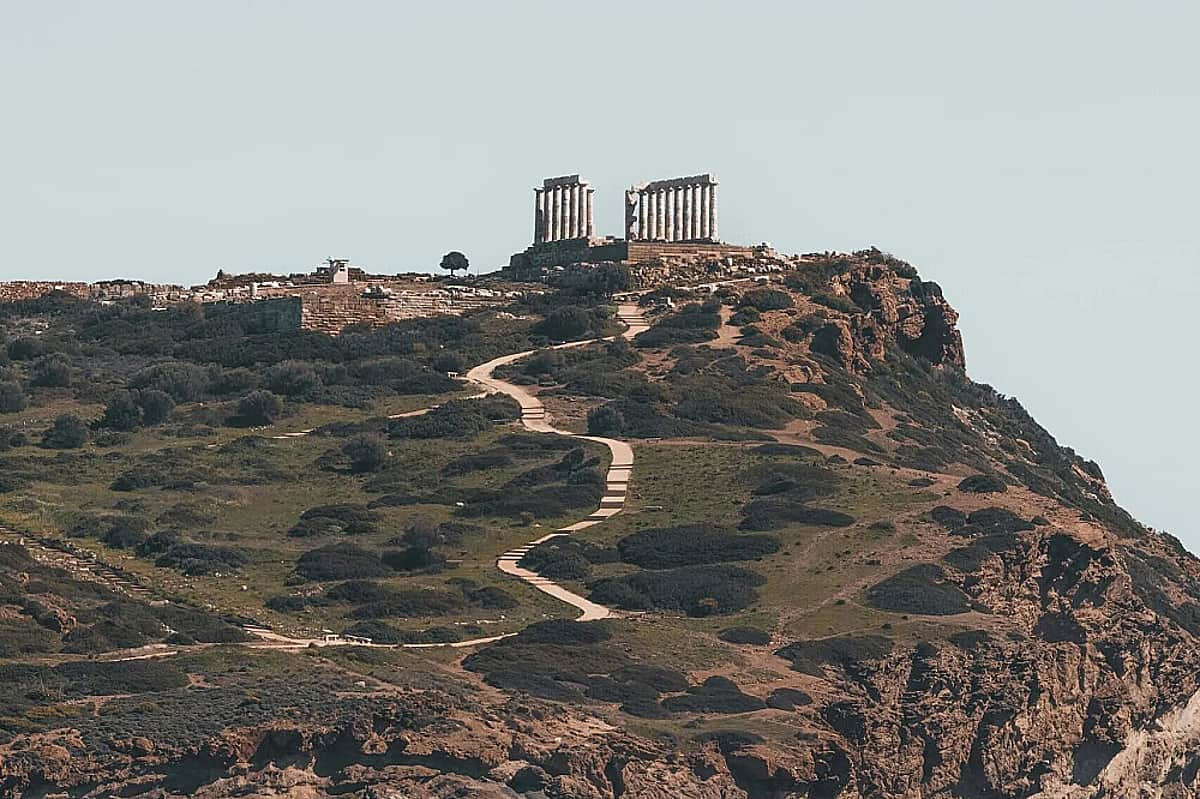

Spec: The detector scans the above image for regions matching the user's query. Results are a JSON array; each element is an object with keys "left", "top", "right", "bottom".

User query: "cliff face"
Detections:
[{"left": 817, "top": 259, "right": 966, "bottom": 373}]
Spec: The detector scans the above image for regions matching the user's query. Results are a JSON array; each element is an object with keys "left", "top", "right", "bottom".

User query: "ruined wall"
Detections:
[
  {"left": 0, "top": 282, "right": 89, "bottom": 302},
  {"left": 297, "top": 290, "right": 498, "bottom": 335}
]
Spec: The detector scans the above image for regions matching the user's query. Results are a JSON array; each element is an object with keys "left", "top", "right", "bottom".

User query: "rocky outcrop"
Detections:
[{"left": 830, "top": 260, "right": 967, "bottom": 371}]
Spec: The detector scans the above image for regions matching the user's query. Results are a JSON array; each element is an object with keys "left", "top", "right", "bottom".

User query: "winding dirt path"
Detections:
[
  {"left": 469, "top": 303, "right": 648, "bottom": 623},
  {"left": 241, "top": 302, "right": 650, "bottom": 650}
]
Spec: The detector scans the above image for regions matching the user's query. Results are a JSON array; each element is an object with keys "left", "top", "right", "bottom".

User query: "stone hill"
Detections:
[{"left": 0, "top": 249, "right": 1197, "bottom": 798}]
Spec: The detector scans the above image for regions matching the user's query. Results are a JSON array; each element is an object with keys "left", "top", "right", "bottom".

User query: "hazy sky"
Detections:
[{"left": 2, "top": 2, "right": 1197, "bottom": 548}]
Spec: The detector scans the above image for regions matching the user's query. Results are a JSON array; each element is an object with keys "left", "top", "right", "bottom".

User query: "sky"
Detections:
[{"left": 1, "top": 2, "right": 1197, "bottom": 548}]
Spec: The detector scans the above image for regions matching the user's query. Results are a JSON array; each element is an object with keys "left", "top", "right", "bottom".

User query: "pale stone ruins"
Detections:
[
  {"left": 533, "top": 175, "right": 595, "bottom": 243},
  {"left": 624, "top": 174, "right": 718, "bottom": 243},
  {"left": 510, "top": 171, "right": 756, "bottom": 273}
]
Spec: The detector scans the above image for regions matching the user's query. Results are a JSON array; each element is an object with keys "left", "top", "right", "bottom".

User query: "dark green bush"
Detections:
[
  {"left": 660, "top": 676, "right": 765, "bottom": 714},
  {"left": 718, "top": 626, "right": 771, "bottom": 645},
  {"left": 957, "top": 474, "right": 1008, "bottom": 493},
  {"left": 865, "top": 564, "right": 970, "bottom": 615},
  {"left": 774, "top": 634, "right": 894, "bottom": 676},
  {"left": 589, "top": 565, "right": 766, "bottom": 616},
  {"left": 739, "top": 498, "right": 855, "bottom": 531},
  {"left": 236, "top": 390, "right": 283, "bottom": 425},
  {"left": 616, "top": 524, "right": 780, "bottom": 570},
  {"left": 294, "top": 543, "right": 390, "bottom": 581},
  {"left": 766, "top": 687, "right": 813, "bottom": 710},
  {"left": 154, "top": 543, "right": 248, "bottom": 576},
  {"left": 0, "top": 381, "right": 26, "bottom": 413},
  {"left": 738, "top": 288, "right": 794, "bottom": 311},
  {"left": 42, "top": 415, "right": 89, "bottom": 449}
]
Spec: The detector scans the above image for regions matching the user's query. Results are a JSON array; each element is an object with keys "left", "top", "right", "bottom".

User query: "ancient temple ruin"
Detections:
[
  {"left": 534, "top": 175, "right": 595, "bottom": 243},
  {"left": 625, "top": 174, "right": 718, "bottom": 243},
  {"left": 511, "top": 171, "right": 758, "bottom": 273}
]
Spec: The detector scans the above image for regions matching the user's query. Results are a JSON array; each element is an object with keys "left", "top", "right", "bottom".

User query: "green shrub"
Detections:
[
  {"left": 589, "top": 565, "right": 766, "bottom": 616},
  {"left": 295, "top": 543, "right": 390, "bottom": 581},
  {"left": 766, "top": 687, "right": 812, "bottom": 710},
  {"left": 236, "top": 390, "right": 283, "bottom": 425},
  {"left": 586, "top": 405, "right": 626, "bottom": 436},
  {"left": 154, "top": 543, "right": 248, "bottom": 576},
  {"left": 616, "top": 524, "right": 780, "bottom": 570},
  {"left": 957, "top": 474, "right": 1008, "bottom": 494},
  {"left": 865, "top": 564, "right": 970, "bottom": 615},
  {"left": 660, "top": 676, "right": 765, "bottom": 714},
  {"left": 739, "top": 288, "right": 794, "bottom": 311},
  {"left": 42, "top": 415, "right": 89, "bottom": 449},
  {"left": 739, "top": 498, "right": 855, "bottom": 531},
  {"left": 0, "top": 381, "right": 26, "bottom": 414},
  {"left": 718, "top": 626, "right": 771, "bottom": 645},
  {"left": 774, "top": 634, "right": 894, "bottom": 676}
]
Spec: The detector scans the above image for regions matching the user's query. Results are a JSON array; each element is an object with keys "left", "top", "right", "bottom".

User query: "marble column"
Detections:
[
  {"left": 576, "top": 183, "right": 585, "bottom": 236},
  {"left": 664, "top": 189, "right": 675, "bottom": 241},
  {"left": 693, "top": 185, "right": 702, "bottom": 239},
  {"left": 638, "top": 193, "right": 648, "bottom": 240},
  {"left": 676, "top": 187, "right": 686, "bottom": 239},
  {"left": 699, "top": 185, "right": 710, "bottom": 239},
  {"left": 662, "top": 189, "right": 672, "bottom": 239},
  {"left": 552, "top": 187, "right": 562, "bottom": 240},
  {"left": 691, "top": 185, "right": 700, "bottom": 239},
  {"left": 705, "top": 183, "right": 715, "bottom": 239},
  {"left": 585, "top": 188, "right": 594, "bottom": 238},
  {"left": 649, "top": 191, "right": 659, "bottom": 240},
  {"left": 533, "top": 189, "right": 543, "bottom": 243}
]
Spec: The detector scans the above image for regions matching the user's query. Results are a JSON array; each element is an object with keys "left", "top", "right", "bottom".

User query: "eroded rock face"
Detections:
[{"left": 831, "top": 262, "right": 967, "bottom": 371}]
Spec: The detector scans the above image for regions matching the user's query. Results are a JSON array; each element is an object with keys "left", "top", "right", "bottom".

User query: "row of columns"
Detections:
[
  {"left": 533, "top": 180, "right": 594, "bottom": 244},
  {"left": 633, "top": 181, "right": 718, "bottom": 242}
]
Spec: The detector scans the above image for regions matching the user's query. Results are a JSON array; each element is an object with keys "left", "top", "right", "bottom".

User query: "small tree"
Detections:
[
  {"left": 587, "top": 405, "right": 625, "bottom": 436},
  {"left": 589, "top": 263, "right": 632, "bottom": 299},
  {"left": 0, "top": 381, "right": 25, "bottom": 414},
  {"left": 7, "top": 337, "right": 45, "bottom": 361},
  {"left": 342, "top": 433, "right": 389, "bottom": 473},
  {"left": 265, "top": 360, "right": 322, "bottom": 398},
  {"left": 403, "top": 517, "right": 442, "bottom": 551},
  {"left": 31, "top": 354, "right": 72, "bottom": 388},
  {"left": 431, "top": 352, "right": 465, "bottom": 374},
  {"left": 237, "top": 390, "right": 283, "bottom": 426},
  {"left": 536, "top": 306, "right": 591, "bottom": 341},
  {"left": 439, "top": 251, "right": 469, "bottom": 277},
  {"left": 43, "top": 414, "right": 88, "bottom": 449},
  {"left": 139, "top": 389, "right": 175, "bottom": 425},
  {"left": 100, "top": 390, "right": 143, "bottom": 431}
]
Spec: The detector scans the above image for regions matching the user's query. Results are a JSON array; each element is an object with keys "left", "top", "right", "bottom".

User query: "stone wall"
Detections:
[
  {"left": 293, "top": 287, "right": 499, "bottom": 335},
  {"left": 0, "top": 282, "right": 89, "bottom": 302}
]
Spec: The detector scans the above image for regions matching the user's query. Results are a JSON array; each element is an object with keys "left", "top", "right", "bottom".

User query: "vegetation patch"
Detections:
[
  {"left": 518, "top": 537, "right": 617, "bottom": 580},
  {"left": 866, "top": 564, "right": 971, "bottom": 615},
  {"left": 288, "top": 504, "right": 379, "bottom": 537},
  {"left": 739, "top": 497, "right": 855, "bottom": 531},
  {"left": 775, "top": 635, "right": 895, "bottom": 676},
  {"left": 957, "top": 474, "right": 1008, "bottom": 494},
  {"left": 634, "top": 302, "right": 721, "bottom": 348},
  {"left": 766, "top": 687, "right": 813, "bottom": 710},
  {"left": 294, "top": 543, "right": 391, "bottom": 581},
  {"left": 616, "top": 524, "right": 780, "bottom": 570},
  {"left": 154, "top": 543, "right": 247, "bottom": 576},
  {"left": 660, "top": 676, "right": 765, "bottom": 714},
  {"left": 589, "top": 565, "right": 766, "bottom": 616},
  {"left": 717, "top": 626, "right": 771, "bottom": 645}
]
